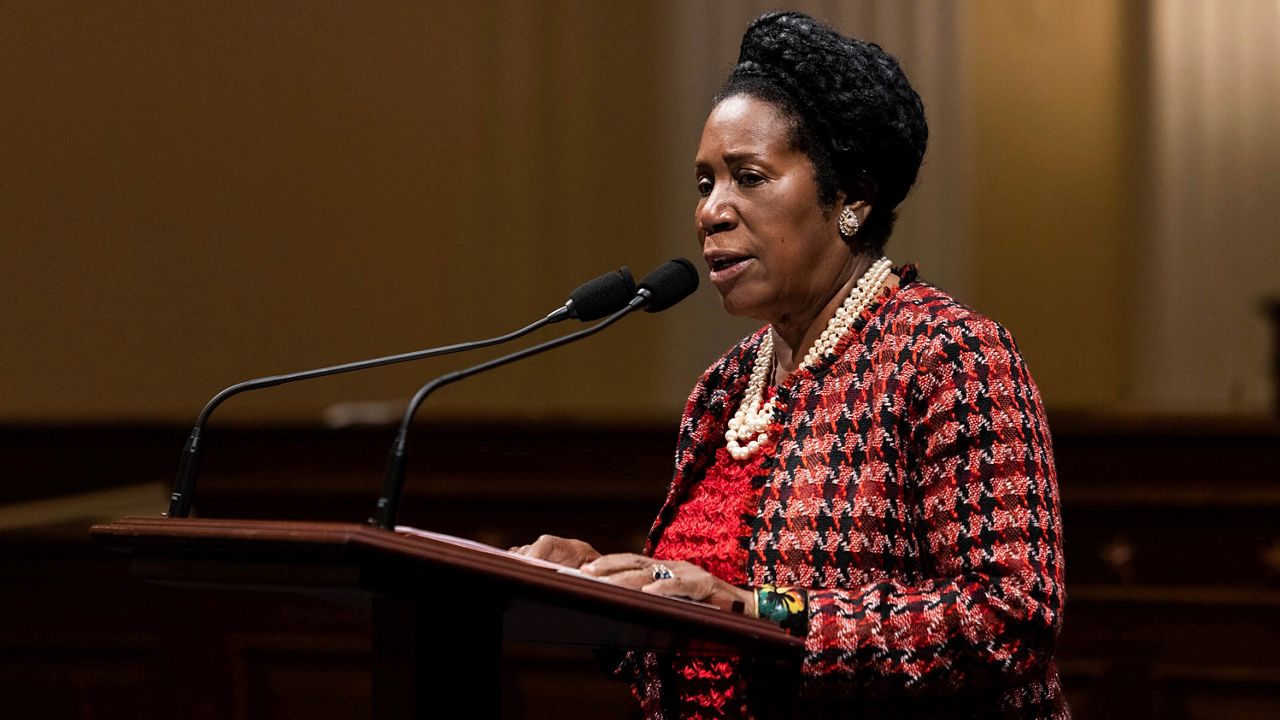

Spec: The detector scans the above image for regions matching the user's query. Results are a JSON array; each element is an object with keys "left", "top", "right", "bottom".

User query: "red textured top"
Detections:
[
  {"left": 652, "top": 403, "right": 775, "bottom": 584},
  {"left": 651, "top": 432, "right": 772, "bottom": 719}
]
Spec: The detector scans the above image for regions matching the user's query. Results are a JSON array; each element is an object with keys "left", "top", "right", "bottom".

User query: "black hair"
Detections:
[{"left": 716, "top": 11, "right": 928, "bottom": 253}]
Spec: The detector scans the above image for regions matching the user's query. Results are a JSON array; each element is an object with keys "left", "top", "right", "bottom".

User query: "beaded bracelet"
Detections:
[{"left": 755, "top": 583, "right": 809, "bottom": 637}]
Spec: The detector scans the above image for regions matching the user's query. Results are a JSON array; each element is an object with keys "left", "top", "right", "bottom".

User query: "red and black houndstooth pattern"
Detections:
[{"left": 638, "top": 268, "right": 1068, "bottom": 718}]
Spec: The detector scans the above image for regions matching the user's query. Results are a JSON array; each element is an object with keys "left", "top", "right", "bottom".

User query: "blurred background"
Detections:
[{"left": 1, "top": 0, "right": 1277, "bottom": 717}]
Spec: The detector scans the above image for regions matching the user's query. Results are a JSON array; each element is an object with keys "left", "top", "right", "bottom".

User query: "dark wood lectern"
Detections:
[{"left": 91, "top": 516, "right": 801, "bottom": 718}]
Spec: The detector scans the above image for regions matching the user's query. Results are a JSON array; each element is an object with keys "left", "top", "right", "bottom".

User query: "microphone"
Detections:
[
  {"left": 372, "top": 258, "right": 699, "bottom": 530},
  {"left": 633, "top": 258, "right": 699, "bottom": 312},
  {"left": 166, "top": 266, "right": 637, "bottom": 519},
  {"left": 547, "top": 267, "right": 636, "bottom": 322}
]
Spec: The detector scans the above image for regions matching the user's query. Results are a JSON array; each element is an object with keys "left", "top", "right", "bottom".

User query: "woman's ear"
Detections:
[
  {"left": 835, "top": 177, "right": 876, "bottom": 242},
  {"left": 842, "top": 198, "right": 871, "bottom": 225},
  {"left": 848, "top": 175, "right": 877, "bottom": 208},
  {"left": 838, "top": 176, "right": 877, "bottom": 223}
]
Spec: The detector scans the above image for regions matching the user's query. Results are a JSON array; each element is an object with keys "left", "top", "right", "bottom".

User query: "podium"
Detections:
[{"left": 91, "top": 516, "right": 802, "bottom": 718}]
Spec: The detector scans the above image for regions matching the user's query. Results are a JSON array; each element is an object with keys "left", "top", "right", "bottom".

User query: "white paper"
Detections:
[{"left": 394, "top": 525, "right": 567, "bottom": 571}]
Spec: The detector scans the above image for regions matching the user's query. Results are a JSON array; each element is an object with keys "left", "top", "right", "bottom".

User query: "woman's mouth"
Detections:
[{"left": 706, "top": 254, "right": 754, "bottom": 284}]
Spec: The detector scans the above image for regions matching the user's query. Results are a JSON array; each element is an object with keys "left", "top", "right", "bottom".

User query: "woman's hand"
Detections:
[
  {"left": 582, "top": 553, "right": 753, "bottom": 613},
  {"left": 509, "top": 534, "right": 601, "bottom": 569}
]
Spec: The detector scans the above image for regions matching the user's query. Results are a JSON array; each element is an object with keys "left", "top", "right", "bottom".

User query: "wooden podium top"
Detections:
[{"left": 92, "top": 516, "right": 803, "bottom": 655}]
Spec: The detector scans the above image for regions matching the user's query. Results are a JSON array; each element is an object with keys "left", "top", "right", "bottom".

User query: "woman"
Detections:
[{"left": 516, "top": 11, "right": 1066, "bottom": 718}]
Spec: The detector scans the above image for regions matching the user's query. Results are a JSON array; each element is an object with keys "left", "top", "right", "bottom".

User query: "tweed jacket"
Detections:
[{"left": 641, "top": 270, "right": 1067, "bottom": 717}]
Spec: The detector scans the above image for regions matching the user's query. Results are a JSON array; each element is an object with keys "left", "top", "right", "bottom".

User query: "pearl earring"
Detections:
[{"left": 838, "top": 207, "right": 860, "bottom": 237}]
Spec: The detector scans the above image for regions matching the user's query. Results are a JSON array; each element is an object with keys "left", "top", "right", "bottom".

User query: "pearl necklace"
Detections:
[{"left": 724, "top": 257, "right": 893, "bottom": 461}]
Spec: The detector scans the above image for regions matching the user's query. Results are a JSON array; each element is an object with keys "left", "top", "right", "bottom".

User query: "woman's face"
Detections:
[{"left": 695, "top": 95, "right": 858, "bottom": 326}]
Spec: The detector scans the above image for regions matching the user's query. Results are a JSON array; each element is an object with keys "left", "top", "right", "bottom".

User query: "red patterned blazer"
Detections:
[{"left": 641, "top": 269, "right": 1068, "bottom": 717}]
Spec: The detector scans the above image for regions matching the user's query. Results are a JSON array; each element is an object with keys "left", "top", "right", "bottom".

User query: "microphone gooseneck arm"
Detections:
[
  {"left": 167, "top": 314, "right": 553, "bottom": 519},
  {"left": 372, "top": 291, "right": 652, "bottom": 530}
]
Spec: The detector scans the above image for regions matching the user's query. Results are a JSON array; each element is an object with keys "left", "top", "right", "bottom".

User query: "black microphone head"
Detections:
[
  {"left": 636, "top": 258, "right": 699, "bottom": 312},
  {"left": 567, "top": 267, "right": 636, "bottom": 320}
]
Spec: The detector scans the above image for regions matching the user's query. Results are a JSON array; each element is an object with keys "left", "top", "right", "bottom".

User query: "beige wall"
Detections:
[
  {"left": 2, "top": 2, "right": 1274, "bottom": 425},
  {"left": 964, "top": 1, "right": 1140, "bottom": 410},
  {"left": 2, "top": 2, "right": 673, "bottom": 423},
  {"left": 1134, "top": 0, "right": 1280, "bottom": 414}
]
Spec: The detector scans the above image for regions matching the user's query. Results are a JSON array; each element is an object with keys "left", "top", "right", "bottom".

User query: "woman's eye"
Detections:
[
  {"left": 738, "top": 172, "right": 765, "bottom": 187},
  {"left": 696, "top": 177, "right": 713, "bottom": 196}
]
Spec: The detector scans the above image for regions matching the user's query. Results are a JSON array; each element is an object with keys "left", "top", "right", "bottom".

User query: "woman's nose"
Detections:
[{"left": 697, "top": 188, "right": 738, "bottom": 235}]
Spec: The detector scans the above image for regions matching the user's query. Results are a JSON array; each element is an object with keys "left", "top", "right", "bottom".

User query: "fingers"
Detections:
[
  {"left": 642, "top": 572, "right": 719, "bottom": 602},
  {"left": 582, "top": 555, "right": 705, "bottom": 596},
  {"left": 509, "top": 535, "right": 600, "bottom": 569},
  {"left": 579, "top": 556, "right": 729, "bottom": 605},
  {"left": 642, "top": 577, "right": 695, "bottom": 599},
  {"left": 581, "top": 553, "right": 651, "bottom": 576},
  {"left": 608, "top": 568, "right": 663, "bottom": 590},
  {"left": 528, "top": 535, "right": 563, "bottom": 561},
  {"left": 582, "top": 554, "right": 658, "bottom": 591}
]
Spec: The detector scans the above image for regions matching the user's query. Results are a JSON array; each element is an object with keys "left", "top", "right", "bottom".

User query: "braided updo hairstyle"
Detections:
[{"left": 719, "top": 11, "right": 928, "bottom": 253}]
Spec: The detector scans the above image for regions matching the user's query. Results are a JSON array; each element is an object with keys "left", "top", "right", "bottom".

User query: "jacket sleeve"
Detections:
[{"left": 800, "top": 317, "right": 1065, "bottom": 695}]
